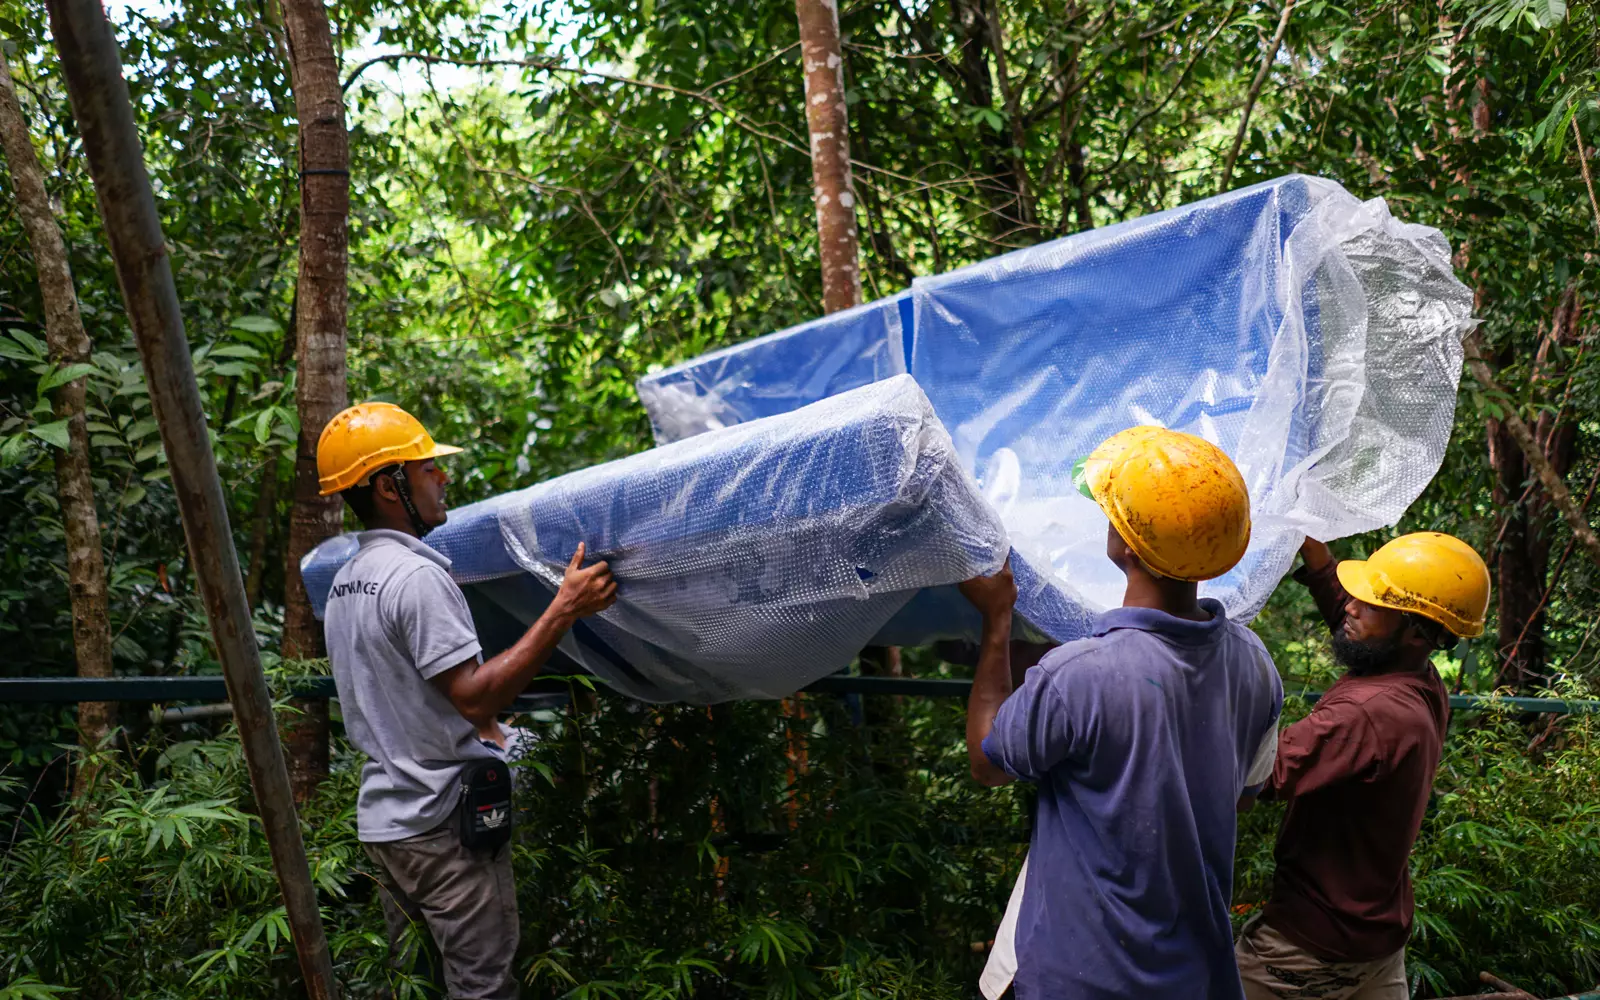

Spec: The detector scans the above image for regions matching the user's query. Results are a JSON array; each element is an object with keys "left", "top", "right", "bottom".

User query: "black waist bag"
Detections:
[{"left": 458, "top": 758, "right": 513, "bottom": 852}]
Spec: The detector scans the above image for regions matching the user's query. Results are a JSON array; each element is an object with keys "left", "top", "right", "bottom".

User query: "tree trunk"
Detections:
[
  {"left": 43, "top": 0, "right": 338, "bottom": 990},
  {"left": 244, "top": 449, "right": 280, "bottom": 609},
  {"left": 794, "top": 0, "right": 862, "bottom": 313},
  {"left": 948, "top": 0, "right": 1030, "bottom": 235},
  {"left": 1486, "top": 411, "right": 1545, "bottom": 685},
  {"left": 0, "top": 46, "right": 116, "bottom": 799},
  {"left": 1489, "top": 289, "right": 1582, "bottom": 688},
  {"left": 279, "top": 0, "right": 349, "bottom": 802}
]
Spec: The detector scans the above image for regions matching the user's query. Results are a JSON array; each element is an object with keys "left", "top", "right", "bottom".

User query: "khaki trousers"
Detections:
[
  {"left": 1235, "top": 916, "right": 1406, "bottom": 1000},
  {"left": 365, "top": 822, "right": 519, "bottom": 1000}
]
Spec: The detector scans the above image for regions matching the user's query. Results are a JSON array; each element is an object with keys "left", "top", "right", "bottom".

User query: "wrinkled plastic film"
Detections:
[
  {"left": 641, "top": 174, "right": 1471, "bottom": 638},
  {"left": 496, "top": 376, "right": 1009, "bottom": 701},
  {"left": 636, "top": 292, "right": 908, "bottom": 444},
  {"left": 304, "top": 174, "right": 1471, "bottom": 703}
]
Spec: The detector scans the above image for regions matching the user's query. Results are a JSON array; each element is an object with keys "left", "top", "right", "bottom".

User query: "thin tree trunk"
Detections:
[
  {"left": 42, "top": 0, "right": 338, "bottom": 991},
  {"left": 1486, "top": 412, "right": 1544, "bottom": 685},
  {"left": 1465, "top": 334, "right": 1600, "bottom": 570},
  {"left": 279, "top": 0, "right": 349, "bottom": 802},
  {"left": 795, "top": 0, "right": 862, "bottom": 313},
  {"left": 1495, "top": 289, "right": 1583, "bottom": 687},
  {"left": 1219, "top": 0, "right": 1295, "bottom": 192},
  {"left": 1055, "top": 23, "right": 1092, "bottom": 234},
  {"left": 0, "top": 46, "right": 115, "bottom": 798},
  {"left": 244, "top": 449, "right": 280, "bottom": 609},
  {"left": 982, "top": 0, "right": 1038, "bottom": 231}
]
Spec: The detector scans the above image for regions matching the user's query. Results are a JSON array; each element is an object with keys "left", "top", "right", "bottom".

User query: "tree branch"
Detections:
[
  {"left": 1575, "top": 113, "right": 1600, "bottom": 238},
  {"left": 1219, "top": 0, "right": 1294, "bottom": 193},
  {"left": 1108, "top": 3, "right": 1238, "bottom": 177},
  {"left": 886, "top": 0, "right": 969, "bottom": 93},
  {"left": 1465, "top": 333, "right": 1600, "bottom": 569}
]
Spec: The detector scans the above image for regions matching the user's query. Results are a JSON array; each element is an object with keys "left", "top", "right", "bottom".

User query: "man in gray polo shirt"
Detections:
[{"left": 317, "top": 401, "right": 616, "bottom": 999}]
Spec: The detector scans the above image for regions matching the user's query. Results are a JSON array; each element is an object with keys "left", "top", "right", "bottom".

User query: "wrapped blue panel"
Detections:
[
  {"left": 307, "top": 174, "right": 1470, "bottom": 700},
  {"left": 496, "top": 376, "right": 1007, "bottom": 701},
  {"left": 306, "top": 377, "right": 1007, "bottom": 703},
  {"left": 636, "top": 292, "right": 907, "bottom": 443},
  {"left": 639, "top": 175, "right": 1472, "bottom": 645}
]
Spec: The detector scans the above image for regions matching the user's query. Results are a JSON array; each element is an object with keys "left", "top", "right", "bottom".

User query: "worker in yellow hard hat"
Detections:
[
  {"left": 960, "top": 427, "right": 1284, "bottom": 1000},
  {"left": 316, "top": 401, "right": 615, "bottom": 1000},
  {"left": 1235, "top": 532, "right": 1489, "bottom": 1000}
]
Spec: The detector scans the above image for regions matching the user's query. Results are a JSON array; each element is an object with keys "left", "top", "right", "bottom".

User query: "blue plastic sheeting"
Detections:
[
  {"left": 638, "top": 174, "right": 1471, "bottom": 645},
  {"left": 307, "top": 174, "right": 1471, "bottom": 702},
  {"left": 636, "top": 292, "right": 910, "bottom": 443},
  {"left": 307, "top": 377, "right": 1007, "bottom": 702}
]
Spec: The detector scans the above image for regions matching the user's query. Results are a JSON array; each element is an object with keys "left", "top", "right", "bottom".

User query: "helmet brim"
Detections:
[
  {"left": 1335, "top": 558, "right": 1484, "bottom": 639},
  {"left": 318, "top": 442, "right": 465, "bottom": 495}
]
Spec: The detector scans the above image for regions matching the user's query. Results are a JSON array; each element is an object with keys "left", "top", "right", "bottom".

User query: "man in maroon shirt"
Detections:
[{"left": 1236, "top": 532, "right": 1490, "bottom": 1000}]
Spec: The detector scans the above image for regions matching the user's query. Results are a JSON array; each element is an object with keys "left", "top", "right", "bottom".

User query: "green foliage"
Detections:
[
  {"left": 3, "top": 0, "right": 1600, "bottom": 996},
  {"left": 2, "top": 681, "right": 1598, "bottom": 996}
]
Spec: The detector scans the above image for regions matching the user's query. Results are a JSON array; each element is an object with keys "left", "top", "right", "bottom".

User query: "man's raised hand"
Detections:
[
  {"left": 959, "top": 558, "right": 1017, "bottom": 619},
  {"left": 554, "top": 542, "right": 618, "bottom": 620}
]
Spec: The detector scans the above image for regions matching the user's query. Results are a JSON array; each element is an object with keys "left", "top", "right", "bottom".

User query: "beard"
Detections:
[{"left": 1330, "top": 627, "right": 1403, "bottom": 676}]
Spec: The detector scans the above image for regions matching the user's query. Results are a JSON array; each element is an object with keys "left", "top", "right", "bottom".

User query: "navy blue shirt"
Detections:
[{"left": 983, "top": 600, "right": 1282, "bottom": 1000}]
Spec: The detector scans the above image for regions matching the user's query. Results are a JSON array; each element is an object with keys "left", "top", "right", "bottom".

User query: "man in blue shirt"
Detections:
[{"left": 963, "top": 427, "right": 1284, "bottom": 1000}]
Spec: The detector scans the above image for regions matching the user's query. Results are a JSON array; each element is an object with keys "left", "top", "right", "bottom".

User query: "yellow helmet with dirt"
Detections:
[
  {"left": 1075, "top": 426, "right": 1252, "bottom": 582},
  {"left": 316, "top": 402, "right": 462, "bottom": 496},
  {"left": 1334, "top": 532, "right": 1489, "bottom": 638}
]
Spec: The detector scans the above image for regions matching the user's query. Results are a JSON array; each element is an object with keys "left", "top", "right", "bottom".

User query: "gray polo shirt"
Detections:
[{"left": 324, "top": 529, "right": 499, "bottom": 843}]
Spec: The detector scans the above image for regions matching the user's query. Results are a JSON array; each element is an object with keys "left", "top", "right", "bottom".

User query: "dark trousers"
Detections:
[{"left": 364, "top": 821, "right": 519, "bottom": 1000}]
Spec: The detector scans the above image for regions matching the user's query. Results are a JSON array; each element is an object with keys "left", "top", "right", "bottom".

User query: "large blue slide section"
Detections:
[{"left": 305, "top": 175, "right": 1472, "bottom": 703}]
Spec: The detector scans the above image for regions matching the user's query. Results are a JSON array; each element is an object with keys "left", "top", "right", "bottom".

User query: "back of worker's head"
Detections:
[
  {"left": 1076, "top": 426, "right": 1252, "bottom": 583},
  {"left": 316, "top": 402, "right": 462, "bottom": 532}
]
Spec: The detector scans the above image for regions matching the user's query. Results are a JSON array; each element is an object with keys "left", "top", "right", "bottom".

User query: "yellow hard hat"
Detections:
[
  {"left": 316, "top": 402, "right": 462, "bottom": 496},
  {"left": 1075, "top": 426, "right": 1252, "bottom": 582},
  {"left": 1334, "top": 532, "right": 1489, "bottom": 638}
]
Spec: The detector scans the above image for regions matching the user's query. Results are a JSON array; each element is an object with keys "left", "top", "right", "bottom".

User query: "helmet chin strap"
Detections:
[{"left": 381, "top": 464, "right": 433, "bottom": 538}]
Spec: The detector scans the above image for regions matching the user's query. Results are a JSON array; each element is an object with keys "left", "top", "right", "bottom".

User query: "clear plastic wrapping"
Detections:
[
  {"left": 306, "top": 174, "right": 1472, "bottom": 702},
  {"left": 639, "top": 175, "right": 1472, "bottom": 640}
]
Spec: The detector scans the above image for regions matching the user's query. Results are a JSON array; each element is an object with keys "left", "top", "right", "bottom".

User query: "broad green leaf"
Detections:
[
  {"left": 126, "top": 417, "right": 159, "bottom": 442},
  {"left": 27, "top": 420, "right": 71, "bottom": 450},
  {"left": 229, "top": 315, "right": 281, "bottom": 334},
  {"left": 8, "top": 330, "right": 45, "bottom": 358},
  {"left": 209, "top": 344, "right": 262, "bottom": 359},
  {"left": 254, "top": 407, "right": 276, "bottom": 444},
  {"left": 37, "top": 363, "right": 99, "bottom": 393}
]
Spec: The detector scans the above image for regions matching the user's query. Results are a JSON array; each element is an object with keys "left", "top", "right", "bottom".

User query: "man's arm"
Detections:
[
  {"left": 959, "top": 560, "right": 1018, "bottom": 788},
  {"left": 1263, "top": 703, "right": 1378, "bottom": 801},
  {"left": 431, "top": 543, "right": 616, "bottom": 727},
  {"left": 1295, "top": 537, "right": 1350, "bottom": 635}
]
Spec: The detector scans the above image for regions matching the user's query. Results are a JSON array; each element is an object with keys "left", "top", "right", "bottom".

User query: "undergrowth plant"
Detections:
[{"left": 2, "top": 667, "right": 1597, "bottom": 998}]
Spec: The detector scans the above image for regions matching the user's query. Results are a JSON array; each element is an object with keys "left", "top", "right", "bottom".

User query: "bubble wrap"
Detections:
[
  {"left": 305, "top": 174, "right": 1472, "bottom": 703},
  {"left": 638, "top": 174, "right": 1473, "bottom": 639},
  {"left": 306, "top": 376, "right": 1009, "bottom": 702}
]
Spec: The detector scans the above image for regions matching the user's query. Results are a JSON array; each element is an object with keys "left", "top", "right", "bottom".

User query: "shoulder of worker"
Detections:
[
  {"left": 1328, "top": 665, "right": 1446, "bottom": 722},
  {"left": 1026, "top": 629, "right": 1161, "bottom": 690},
  {"left": 328, "top": 530, "right": 463, "bottom": 611}
]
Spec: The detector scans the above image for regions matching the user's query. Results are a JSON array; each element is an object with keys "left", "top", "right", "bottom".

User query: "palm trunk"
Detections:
[
  {"left": 794, "top": 0, "right": 862, "bottom": 313},
  {"left": 0, "top": 46, "right": 115, "bottom": 799},
  {"left": 279, "top": 0, "right": 349, "bottom": 802}
]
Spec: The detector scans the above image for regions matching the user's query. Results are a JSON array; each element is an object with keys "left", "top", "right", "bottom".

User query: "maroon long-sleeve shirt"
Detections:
[{"left": 1259, "top": 560, "right": 1450, "bottom": 962}]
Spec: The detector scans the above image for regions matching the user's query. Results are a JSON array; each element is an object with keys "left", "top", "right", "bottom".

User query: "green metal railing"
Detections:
[{"left": 3, "top": 674, "right": 1598, "bottom": 715}]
